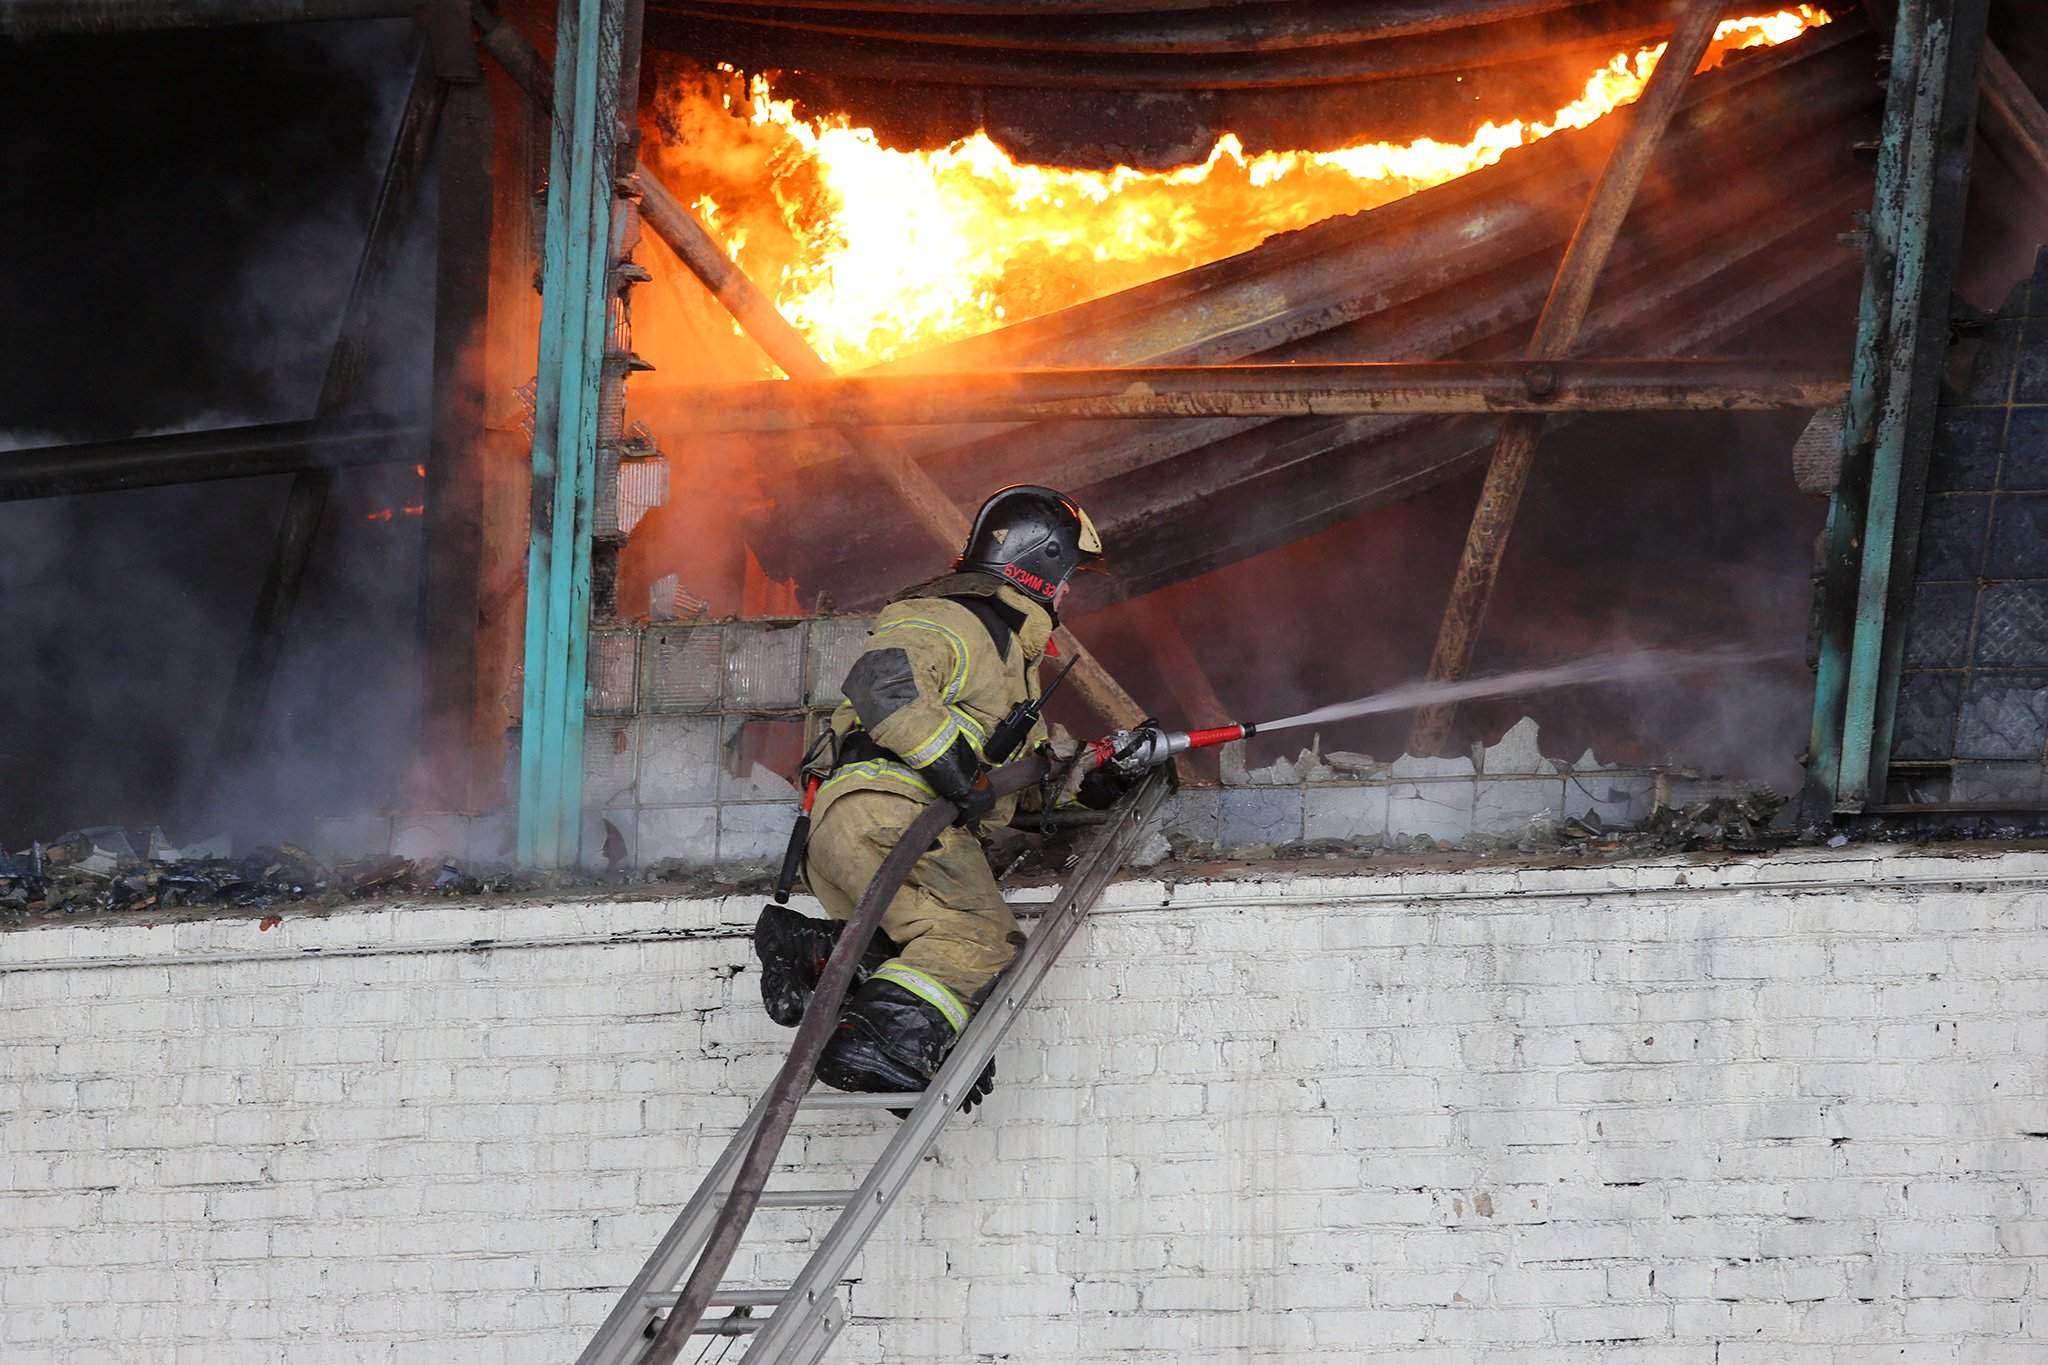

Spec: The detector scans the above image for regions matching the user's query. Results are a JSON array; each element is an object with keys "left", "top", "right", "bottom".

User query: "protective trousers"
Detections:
[{"left": 805, "top": 789, "right": 1020, "bottom": 1010}]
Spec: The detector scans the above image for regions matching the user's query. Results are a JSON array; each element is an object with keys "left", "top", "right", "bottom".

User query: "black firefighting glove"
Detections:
[
  {"left": 919, "top": 734, "right": 996, "bottom": 827},
  {"left": 1049, "top": 733, "right": 1139, "bottom": 810},
  {"left": 1074, "top": 762, "right": 1137, "bottom": 810},
  {"left": 960, "top": 1057, "right": 997, "bottom": 1115}
]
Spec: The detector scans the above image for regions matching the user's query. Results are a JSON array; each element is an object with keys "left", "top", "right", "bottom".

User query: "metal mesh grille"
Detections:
[{"left": 1791, "top": 406, "right": 1843, "bottom": 495}]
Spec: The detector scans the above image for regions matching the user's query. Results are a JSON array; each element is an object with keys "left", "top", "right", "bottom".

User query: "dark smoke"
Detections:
[{"left": 0, "top": 20, "right": 432, "bottom": 846}]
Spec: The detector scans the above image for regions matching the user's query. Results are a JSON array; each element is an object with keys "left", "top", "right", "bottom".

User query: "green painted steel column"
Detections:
[
  {"left": 1802, "top": 0, "right": 1988, "bottom": 816},
  {"left": 518, "top": 0, "right": 625, "bottom": 866},
  {"left": 1836, "top": 10, "right": 1952, "bottom": 808},
  {"left": 1800, "top": 0, "right": 1923, "bottom": 820},
  {"left": 1861, "top": 0, "right": 1991, "bottom": 804}
]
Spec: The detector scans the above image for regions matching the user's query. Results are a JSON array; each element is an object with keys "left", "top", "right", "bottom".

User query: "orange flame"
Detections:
[{"left": 655, "top": 8, "right": 1828, "bottom": 372}]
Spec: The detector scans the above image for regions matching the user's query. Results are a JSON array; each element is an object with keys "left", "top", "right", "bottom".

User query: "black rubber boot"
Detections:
[
  {"left": 752, "top": 904, "right": 896, "bottom": 1028},
  {"left": 816, "top": 979, "right": 956, "bottom": 1095}
]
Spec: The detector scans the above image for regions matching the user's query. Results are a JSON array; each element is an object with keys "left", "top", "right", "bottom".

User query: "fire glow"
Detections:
[{"left": 659, "top": 7, "right": 1828, "bottom": 372}]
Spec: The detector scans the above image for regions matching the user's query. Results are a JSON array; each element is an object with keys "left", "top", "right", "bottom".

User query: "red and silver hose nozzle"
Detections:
[{"left": 1095, "top": 719, "right": 1257, "bottom": 774}]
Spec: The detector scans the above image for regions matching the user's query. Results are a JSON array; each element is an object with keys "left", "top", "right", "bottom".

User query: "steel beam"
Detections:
[
  {"left": 0, "top": 416, "right": 421, "bottom": 501},
  {"left": 0, "top": 0, "right": 412, "bottom": 36},
  {"left": 516, "top": 0, "right": 637, "bottom": 867},
  {"left": 663, "top": 360, "right": 1846, "bottom": 430},
  {"left": 734, "top": 26, "right": 1871, "bottom": 613},
  {"left": 1406, "top": 0, "right": 1724, "bottom": 757}
]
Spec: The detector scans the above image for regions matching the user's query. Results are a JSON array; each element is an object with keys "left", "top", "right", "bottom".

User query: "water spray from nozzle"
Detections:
[{"left": 1098, "top": 645, "right": 1787, "bottom": 773}]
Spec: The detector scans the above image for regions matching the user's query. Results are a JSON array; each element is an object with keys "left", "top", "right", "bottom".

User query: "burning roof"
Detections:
[
  {"left": 665, "top": 16, "right": 1876, "bottom": 606},
  {"left": 650, "top": 8, "right": 1829, "bottom": 368}
]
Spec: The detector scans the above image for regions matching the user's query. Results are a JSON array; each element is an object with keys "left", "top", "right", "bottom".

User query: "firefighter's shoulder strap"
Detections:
[
  {"left": 945, "top": 592, "right": 1022, "bottom": 662},
  {"left": 891, "top": 571, "right": 1021, "bottom": 661}
]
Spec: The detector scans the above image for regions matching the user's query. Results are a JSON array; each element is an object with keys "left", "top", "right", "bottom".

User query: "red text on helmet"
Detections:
[{"left": 1002, "top": 563, "right": 1054, "bottom": 595}]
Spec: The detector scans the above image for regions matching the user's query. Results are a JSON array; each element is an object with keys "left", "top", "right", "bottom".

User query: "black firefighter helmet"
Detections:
[{"left": 957, "top": 485, "right": 1104, "bottom": 605}]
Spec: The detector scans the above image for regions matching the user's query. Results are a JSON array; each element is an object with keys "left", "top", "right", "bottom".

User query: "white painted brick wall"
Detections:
[{"left": 5, "top": 847, "right": 2048, "bottom": 1362}]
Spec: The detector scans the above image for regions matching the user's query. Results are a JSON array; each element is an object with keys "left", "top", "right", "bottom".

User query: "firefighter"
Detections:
[{"left": 753, "top": 485, "right": 1130, "bottom": 1102}]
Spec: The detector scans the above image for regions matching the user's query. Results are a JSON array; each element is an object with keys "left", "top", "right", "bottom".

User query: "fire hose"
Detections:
[{"left": 644, "top": 752, "right": 1052, "bottom": 1365}]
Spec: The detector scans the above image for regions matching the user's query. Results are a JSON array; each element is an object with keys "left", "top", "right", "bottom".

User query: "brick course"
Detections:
[{"left": 3, "top": 847, "right": 2048, "bottom": 1360}]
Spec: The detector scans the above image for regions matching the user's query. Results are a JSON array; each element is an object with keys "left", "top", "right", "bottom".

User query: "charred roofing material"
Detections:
[{"left": 732, "top": 19, "right": 1878, "bottom": 605}]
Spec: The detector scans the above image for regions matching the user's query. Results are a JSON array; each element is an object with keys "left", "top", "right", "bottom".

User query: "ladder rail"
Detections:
[
  {"left": 574, "top": 1090, "right": 775, "bottom": 1365},
  {"left": 576, "top": 763, "right": 1164, "bottom": 1365},
  {"left": 737, "top": 771, "right": 1170, "bottom": 1364},
  {"left": 637, "top": 755, "right": 1054, "bottom": 1365}
]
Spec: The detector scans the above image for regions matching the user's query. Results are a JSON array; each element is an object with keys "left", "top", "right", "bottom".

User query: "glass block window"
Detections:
[
  {"left": 725, "top": 622, "right": 806, "bottom": 710},
  {"left": 642, "top": 626, "right": 723, "bottom": 712}
]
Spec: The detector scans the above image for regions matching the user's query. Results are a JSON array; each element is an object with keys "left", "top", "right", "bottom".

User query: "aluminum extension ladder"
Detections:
[{"left": 575, "top": 771, "right": 1169, "bottom": 1365}]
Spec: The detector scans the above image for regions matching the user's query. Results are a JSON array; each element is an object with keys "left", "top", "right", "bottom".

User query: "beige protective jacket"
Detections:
[{"left": 813, "top": 572, "right": 1054, "bottom": 829}]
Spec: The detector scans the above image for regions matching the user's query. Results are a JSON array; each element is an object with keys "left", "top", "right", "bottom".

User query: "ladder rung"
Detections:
[
  {"left": 692, "top": 1314, "right": 763, "bottom": 1336},
  {"left": 639, "top": 1307, "right": 769, "bottom": 1338},
  {"left": 799, "top": 1090, "right": 923, "bottom": 1110},
  {"left": 755, "top": 1189, "right": 858, "bottom": 1208},
  {"left": 642, "top": 1288, "right": 788, "bottom": 1309},
  {"left": 638, "top": 1293, "right": 831, "bottom": 1309}
]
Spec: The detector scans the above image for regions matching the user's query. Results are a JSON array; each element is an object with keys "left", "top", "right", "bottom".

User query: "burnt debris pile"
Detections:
[{"left": 0, "top": 829, "right": 520, "bottom": 921}]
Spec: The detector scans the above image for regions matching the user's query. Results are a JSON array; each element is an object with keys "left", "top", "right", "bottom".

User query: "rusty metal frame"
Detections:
[
  {"left": 1404, "top": 0, "right": 1727, "bottom": 756},
  {"left": 660, "top": 360, "right": 1847, "bottom": 430}
]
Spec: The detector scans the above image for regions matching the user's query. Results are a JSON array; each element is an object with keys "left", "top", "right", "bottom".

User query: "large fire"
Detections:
[{"left": 654, "top": 7, "right": 1829, "bottom": 373}]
